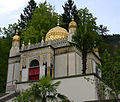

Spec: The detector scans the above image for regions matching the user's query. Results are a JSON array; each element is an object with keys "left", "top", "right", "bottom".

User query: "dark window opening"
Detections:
[
  {"left": 22, "top": 66, "right": 26, "bottom": 69},
  {"left": 30, "top": 59, "right": 39, "bottom": 68},
  {"left": 50, "top": 64, "right": 53, "bottom": 77},
  {"left": 43, "top": 62, "right": 47, "bottom": 77},
  {"left": 50, "top": 68, "right": 52, "bottom": 77}
]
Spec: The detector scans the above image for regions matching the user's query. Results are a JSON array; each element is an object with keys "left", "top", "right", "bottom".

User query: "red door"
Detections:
[{"left": 29, "top": 67, "right": 39, "bottom": 81}]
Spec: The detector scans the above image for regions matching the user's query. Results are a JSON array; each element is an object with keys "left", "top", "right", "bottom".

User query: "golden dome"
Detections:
[
  {"left": 69, "top": 20, "right": 77, "bottom": 28},
  {"left": 69, "top": 16, "right": 77, "bottom": 28},
  {"left": 45, "top": 26, "right": 68, "bottom": 41},
  {"left": 13, "top": 34, "right": 20, "bottom": 41}
]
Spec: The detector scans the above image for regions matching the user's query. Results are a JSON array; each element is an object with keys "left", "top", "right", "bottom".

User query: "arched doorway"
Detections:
[{"left": 29, "top": 60, "right": 40, "bottom": 81}]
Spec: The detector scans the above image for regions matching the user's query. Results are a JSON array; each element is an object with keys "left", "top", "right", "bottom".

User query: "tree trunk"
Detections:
[
  {"left": 82, "top": 49, "right": 87, "bottom": 74},
  {"left": 42, "top": 96, "right": 46, "bottom": 102}
]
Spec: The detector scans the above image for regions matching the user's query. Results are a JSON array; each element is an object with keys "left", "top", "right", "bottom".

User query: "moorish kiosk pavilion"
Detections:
[{"left": 0, "top": 17, "right": 114, "bottom": 102}]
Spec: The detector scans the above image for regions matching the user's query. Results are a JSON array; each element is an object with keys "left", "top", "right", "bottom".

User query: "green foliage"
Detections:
[
  {"left": 2, "top": 23, "right": 18, "bottom": 38},
  {"left": 72, "top": 8, "right": 100, "bottom": 74},
  {"left": 13, "top": 77, "right": 68, "bottom": 102},
  {"left": 98, "top": 25, "right": 109, "bottom": 36},
  {"left": 62, "top": 0, "right": 79, "bottom": 30},
  {"left": 13, "top": 90, "right": 33, "bottom": 102},
  {"left": 18, "top": 0, "right": 37, "bottom": 29},
  {"left": 0, "top": 37, "right": 12, "bottom": 93},
  {"left": 98, "top": 50, "right": 120, "bottom": 98},
  {"left": 98, "top": 25, "right": 109, "bottom": 35},
  {"left": 99, "top": 34, "right": 120, "bottom": 56},
  {"left": 0, "top": 23, "right": 15, "bottom": 93},
  {"left": 21, "top": 2, "right": 58, "bottom": 44}
]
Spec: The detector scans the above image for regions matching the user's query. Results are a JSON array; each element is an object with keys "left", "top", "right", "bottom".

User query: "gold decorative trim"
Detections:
[
  {"left": 48, "top": 66, "right": 50, "bottom": 77},
  {"left": 40, "top": 55, "right": 42, "bottom": 67},
  {"left": 19, "top": 71, "right": 22, "bottom": 82}
]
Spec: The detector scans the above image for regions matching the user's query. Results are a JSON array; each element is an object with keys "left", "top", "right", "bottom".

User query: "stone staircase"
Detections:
[{"left": 0, "top": 92, "right": 17, "bottom": 102}]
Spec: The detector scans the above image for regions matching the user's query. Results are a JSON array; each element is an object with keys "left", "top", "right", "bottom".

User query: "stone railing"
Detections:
[{"left": 21, "top": 37, "right": 69, "bottom": 51}]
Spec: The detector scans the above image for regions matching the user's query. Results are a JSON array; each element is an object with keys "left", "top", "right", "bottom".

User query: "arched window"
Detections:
[
  {"left": 29, "top": 59, "right": 40, "bottom": 81},
  {"left": 30, "top": 59, "right": 39, "bottom": 68}
]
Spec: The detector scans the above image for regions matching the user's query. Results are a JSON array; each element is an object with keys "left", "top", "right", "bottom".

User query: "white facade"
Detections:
[
  {"left": 16, "top": 74, "right": 111, "bottom": 102},
  {"left": 55, "top": 75, "right": 98, "bottom": 102}
]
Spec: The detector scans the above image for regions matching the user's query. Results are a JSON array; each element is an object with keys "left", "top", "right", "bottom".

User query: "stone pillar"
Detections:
[{"left": 47, "top": 53, "right": 51, "bottom": 77}]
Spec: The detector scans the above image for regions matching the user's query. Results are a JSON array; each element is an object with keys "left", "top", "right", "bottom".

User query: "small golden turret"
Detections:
[
  {"left": 13, "top": 30, "right": 20, "bottom": 41},
  {"left": 69, "top": 15, "right": 77, "bottom": 28}
]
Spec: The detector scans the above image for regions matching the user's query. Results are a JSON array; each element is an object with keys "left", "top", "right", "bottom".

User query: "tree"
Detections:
[
  {"left": 0, "top": 37, "right": 12, "bottom": 93},
  {"left": 98, "top": 50, "right": 120, "bottom": 99},
  {"left": 98, "top": 25, "right": 109, "bottom": 36},
  {"left": 13, "top": 77, "right": 68, "bottom": 102},
  {"left": 18, "top": 0, "right": 37, "bottom": 29},
  {"left": 2, "top": 23, "right": 18, "bottom": 38},
  {"left": 21, "top": 2, "right": 58, "bottom": 44},
  {"left": 72, "top": 8, "right": 100, "bottom": 74},
  {"left": 0, "top": 24, "right": 16, "bottom": 93},
  {"left": 62, "top": 0, "right": 79, "bottom": 30}
]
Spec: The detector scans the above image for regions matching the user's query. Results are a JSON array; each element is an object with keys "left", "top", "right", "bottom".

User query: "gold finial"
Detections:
[
  {"left": 41, "top": 37, "right": 44, "bottom": 45},
  {"left": 72, "top": 15, "right": 74, "bottom": 21},
  {"left": 42, "top": 37, "right": 44, "bottom": 41},
  {"left": 57, "top": 16, "right": 60, "bottom": 26},
  {"left": 16, "top": 29, "right": 18, "bottom": 35},
  {"left": 28, "top": 40, "right": 31, "bottom": 45},
  {"left": 22, "top": 41, "right": 24, "bottom": 47},
  {"left": 41, "top": 37, "right": 44, "bottom": 42}
]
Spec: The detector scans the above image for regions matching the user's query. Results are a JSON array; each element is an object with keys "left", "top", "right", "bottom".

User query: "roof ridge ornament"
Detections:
[
  {"left": 28, "top": 40, "right": 31, "bottom": 46},
  {"left": 16, "top": 29, "right": 18, "bottom": 35},
  {"left": 22, "top": 41, "right": 24, "bottom": 47},
  {"left": 57, "top": 16, "right": 60, "bottom": 26},
  {"left": 72, "top": 15, "right": 74, "bottom": 21}
]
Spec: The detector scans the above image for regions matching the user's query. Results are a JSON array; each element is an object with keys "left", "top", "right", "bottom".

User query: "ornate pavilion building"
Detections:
[{"left": 2, "top": 17, "right": 113, "bottom": 102}]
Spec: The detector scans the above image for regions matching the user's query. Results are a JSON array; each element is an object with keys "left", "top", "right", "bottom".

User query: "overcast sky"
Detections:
[{"left": 0, "top": 0, "right": 120, "bottom": 34}]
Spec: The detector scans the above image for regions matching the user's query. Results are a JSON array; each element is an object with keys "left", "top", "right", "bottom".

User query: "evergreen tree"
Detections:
[
  {"left": 98, "top": 25, "right": 109, "bottom": 35},
  {"left": 0, "top": 37, "right": 11, "bottom": 93},
  {"left": 98, "top": 50, "right": 120, "bottom": 99},
  {"left": 97, "top": 25, "right": 109, "bottom": 55},
  {"left": 72, "top": 8, "right": 100, "bottom": 74},
  {"left": 2, "top": 23, "right": 18, "bottom": 38},
  {"left": 21, "top": 2, "right": 58, "bottom": 44},
  {"left": 62, "top": 0, "right": 79, "bottom": 30},
  {"left": 0, "top": 24, "right": 17, "bottom": 93},
  {"left": 18, "top": 0, "right": 37, "bottom": 29}
]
